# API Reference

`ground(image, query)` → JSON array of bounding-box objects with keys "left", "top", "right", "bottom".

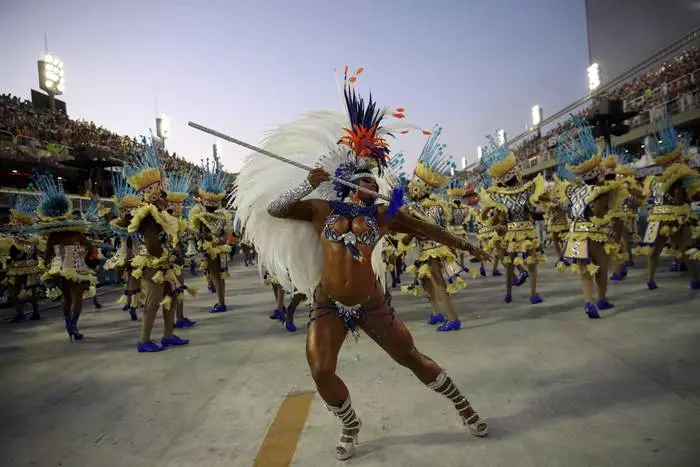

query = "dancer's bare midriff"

[{"left": 319, "top": 237, "right": 383, "bottom": 308}]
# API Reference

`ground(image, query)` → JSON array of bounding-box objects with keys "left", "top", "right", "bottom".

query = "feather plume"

[{"left": 231, "top": 111, "right": 389, "bottom": 296}]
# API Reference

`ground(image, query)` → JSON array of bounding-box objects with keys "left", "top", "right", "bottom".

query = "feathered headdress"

[
  {"left": 410, "top": 125, "right": 455, "bottom": 197},
  {"left": 480, "top": 133, "right": 518, "bottom": 185},
  {"left": 648, "top": 113, "right": 687, "bottom": 166},
  {"left": 9, "top": 195, "right": 38, "bottom": 226},
  {"left": 555, "top": 118, "right": 603, "bottom": 181},
  {"left": 446, "top": 178, "right": 466, "bottom": 199},
  {"left": 198, "top": 153, "right": 229, "bottom": 207},
  {"left": 82, "top": 198, "right": 104, "bottom": 225},
  {"left": 124, "top": 136, "right": 164, "bottom": 203},
  {"left": 29, "top": 171, "right": 90, "bottom": 233},
  {"left": 111, "top": 172, "right": 141, "bottom": 211},
  {"left": 32, "top": 172, "right": 72, "bottom": 221},
  {"left": 337, "top": 66, "right": 393, "bottom": 175},
  {"left": 165, "top": 170, "right": 194, "bottom": 204}
]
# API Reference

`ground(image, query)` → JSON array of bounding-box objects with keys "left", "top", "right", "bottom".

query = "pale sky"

[{"left": 0, "top": 0, "right": 589, "bottom": 172}]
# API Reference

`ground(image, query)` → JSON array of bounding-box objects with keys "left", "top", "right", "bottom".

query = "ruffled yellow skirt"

[
  {"left": 564, "top": 222, "right": 623, "bottom": 276},
  {"left": 500, "top": 222, "right": 546, "bottom": 266},
  {"left": 402, "top": 244, "right": 467, "bottom": 296}
]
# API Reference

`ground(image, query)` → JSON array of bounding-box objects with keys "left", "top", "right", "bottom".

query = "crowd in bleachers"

[
  {"left": 0, "top": 94, "right": 206, "bottom": 178},
  {"left": 511, "top": 48, "right": 700, "bottom": 163}
]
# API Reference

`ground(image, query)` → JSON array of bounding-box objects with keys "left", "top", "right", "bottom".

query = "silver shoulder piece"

[{"left": 267, "top": 179, "right": 314, "bottom": 217}]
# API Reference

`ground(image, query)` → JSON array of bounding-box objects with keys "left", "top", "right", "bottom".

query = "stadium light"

[
  {"left": 531, "top": 105, "right": 542, "bottom": 127},
  {"left": 587, "top": 63, "right": 601, "bottom": 91},
  {"left": 497, "top": 129, "right": 506, "bottom": 146},
  {"left": 38, "top": 55, "right": 65, "bottom": 96},
  {"left": 156, "top": 115, "right": 171, "bottom": 140}
]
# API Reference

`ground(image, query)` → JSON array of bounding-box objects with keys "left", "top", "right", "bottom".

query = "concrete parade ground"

[{"left": 1, "top": 252, "right": 699, "bottom": 467}]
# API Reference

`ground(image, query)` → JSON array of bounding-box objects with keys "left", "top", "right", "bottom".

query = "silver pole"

[{"left": 187, "top": 121, "right": 391, "bottom": 202}]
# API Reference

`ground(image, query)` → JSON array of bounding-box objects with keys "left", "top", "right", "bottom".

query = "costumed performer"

[
  {"left": 32, "top": 173, "right": 98, "bottom": 340},
  {"left": 1, "top": 195, "right": 43, "bottom": 322},
  {"left": 189, "top": 154, "right": 232, "bottom": 312},
  {"left": 232, "top": 67, "right": 490, "bottom": 461},
  {"left": 633, "top": 116, "right": 700, "bottom": 290},
  {"left": 164, "top": 170, "right": 199, "bottom": 329},
  {"left": 402, "top": 126, "right": 468, "bottom": 332},
  {"left": 555, "top": 120, "right": 628, "bottom": 318},
  {"left": 105, "top": 172, "right": 143, "bottom": 321},
  {"left": 478, "top": 134, "right": 547, "bottom": 304},
  {"left": 125, "top": 138, "right": 190, "bottom": 352}
]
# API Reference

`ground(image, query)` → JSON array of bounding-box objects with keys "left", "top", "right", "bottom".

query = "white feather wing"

[{"left": 232, "top": 110, "right": 391, "bottom": 296}]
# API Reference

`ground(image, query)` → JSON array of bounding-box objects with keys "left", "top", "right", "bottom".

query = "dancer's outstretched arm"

[
  {"left": 267, "top": 168, "right": 330, "bottom": 222},
  {"left": 388, "top": 209, "right": 491, "bottom": 261}
]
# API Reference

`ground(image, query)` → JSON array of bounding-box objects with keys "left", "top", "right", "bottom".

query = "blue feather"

[
  {"left": 200, "top": 152, "right": 230, "bottom": 195},
  {"left": 12, "top": 195, "right": 38, "bottom": 216},
  {"left": 383, "top": 185, "right": 405, "bottom": 222},
  {"left": 124, "top": 136, "right": 162, "bottom": 179},
  {"left": 417, "top": 125, "right": 455, "bottom": 180},
  {"left": 166, "top": 169, "right": 194, "bottom": 195},
  {"left": 31, "top": 171, "right": 71, "bottom": 218},
  {"left": 111, "top": 172, "right": 137, "bottom": 202}
]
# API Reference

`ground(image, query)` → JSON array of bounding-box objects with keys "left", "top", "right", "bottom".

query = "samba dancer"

[
  {"left": 555, "top": 120, "right": 628, "bottom": 318},
  {"left": 33, "top": 173, "right": 98, "bottom": 340},
  {"left": 125, "top": 139, "right": 191, "bottom": 352},
  {"left": 164, "top": 170, "right": 199, "bottom": 329},
  {"left": 1, "top": 196, "right": 43, "bottom": 322},
  {"left": 402, "top": 127, "right": 468, "bottom": 331},
  {"left": 189, "top": 154, "right": 232, "bottom": 312},
  {"left": 633, "top": 116, "right": 700, "bottom": 289},
  {"left": 479, "top": 134, "right": 546, "bottom": 304},
  {"left": 232, "top": 68, "right": 490, "bottom": 461},
  {"left": 105, "top": 172, "right": 142, "bottom": 321}
]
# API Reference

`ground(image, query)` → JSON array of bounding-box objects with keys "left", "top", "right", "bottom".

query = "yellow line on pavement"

[{"left": 253, "top": 391, "right": 315, "bottom": 467}]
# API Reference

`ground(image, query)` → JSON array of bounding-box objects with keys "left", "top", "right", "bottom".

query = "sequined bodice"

[
  {"left": 649, "top": 178, "right": 674, "bottom": 207},
  {"left": 487, "top": 187, "right": 535, "bottom": 222},
  {"left": 321, "top": 201, "right": 380, "bottom": 246},
  {"left": 565, "top": 183, "right": 594, "bottom": 222},
  {"left": 412, "top": 201, "right": 447, "bottom": 228},
  {"left": 450, "top": 205, "right": 467, "bottom": 226}
]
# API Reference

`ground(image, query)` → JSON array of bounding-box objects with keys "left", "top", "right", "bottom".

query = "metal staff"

[{"left": 188, "top": 121, "right": 392, "bottom": 202}]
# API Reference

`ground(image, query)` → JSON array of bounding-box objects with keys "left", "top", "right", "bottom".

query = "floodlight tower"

[
  {"left": 587, "top": 63, "right": 601, "bottom": 93},
  {"left": 38, "top": 54, "right": 65, "bottom": 110},
  {"left": 156, "top": 114, "right": 171, "bottom": 150},
  {"left": 531, "top": 105, "right": 543, "bottom": 138}
]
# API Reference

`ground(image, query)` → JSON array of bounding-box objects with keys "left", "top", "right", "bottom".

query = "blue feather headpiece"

[
  {"left": 199, "top": 153, "right": 230, "bottom": 207},
  {"left": 648, "top": 113, "right": 688, "bottom": 166},
  {"left": 123, "top": 136, "right": 164, "bottom": 203},
  {"left": 83, "top": 198, "right": 101, "bottom": 224},
  {"left": 30, "top": 171, "right": 72, "bottom": 220},
  {"left": 123, "top": 137, "right": 162, "bottom": 178},
  {"left": 9, "top": 195, "right": 38, "bottom": 226},
  {"left": 166, "top": 170, "right": 194, "bottom": 198},
  {"left": 555, "top": 117, "right": 603, "bottom": 181},
  {"left": 412, "top": 125, "right": 454, "bottom": 190}
]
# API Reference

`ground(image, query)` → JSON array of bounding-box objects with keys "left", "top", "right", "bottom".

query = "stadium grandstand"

[
  {"left": 0, "top": 93, "right": 235, "bottom": 221},
  {"left": 456, "top": 23, "right": 700, "bottom": 188}
]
